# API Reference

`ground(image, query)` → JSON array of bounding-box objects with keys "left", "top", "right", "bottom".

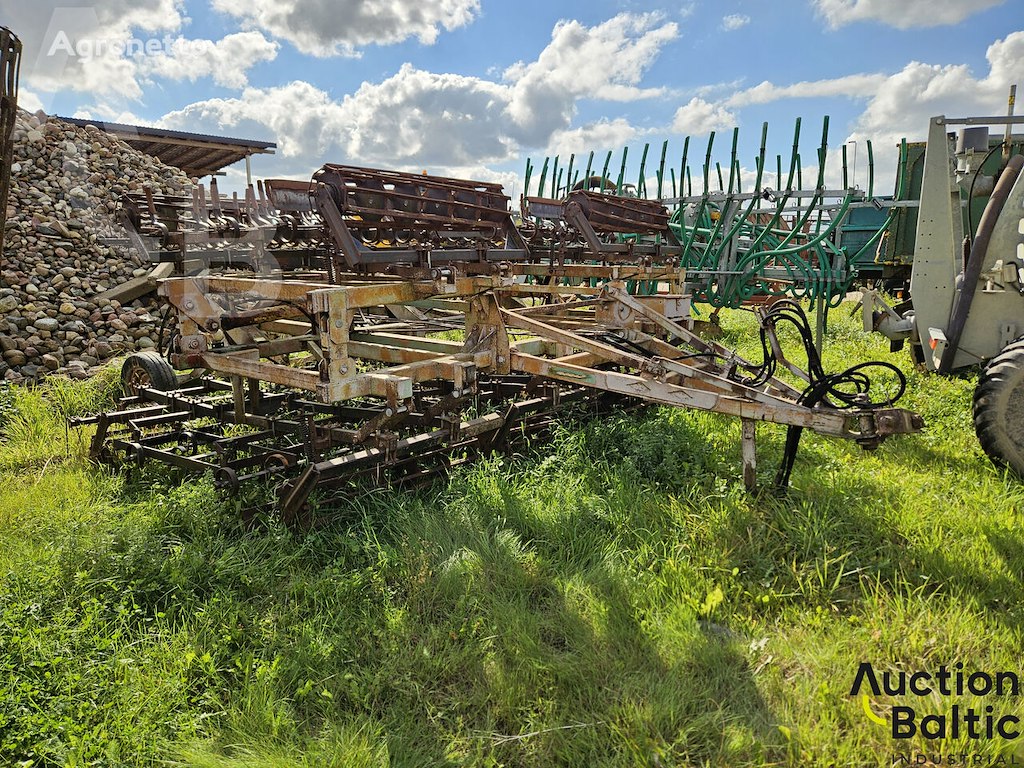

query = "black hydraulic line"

[
  {"left": 966, "top": 143, "right": 1006, "bottom": 241},
  {"left": 725, "top": 300, "right": 907, "bottom": 488},
  {"left": 939, "top": 154, "right": 1024, "bottom": 374},
  {"left": 774, "top": 359, "right": 906, "bottom": 488}
]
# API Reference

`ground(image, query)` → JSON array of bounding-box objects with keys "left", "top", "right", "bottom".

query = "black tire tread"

[
  {"left": 120, "top": 352, "right": 178, "bottom": 395},
  {"left": 974, "top": 342, "right": 1024, "bottom": 476}
]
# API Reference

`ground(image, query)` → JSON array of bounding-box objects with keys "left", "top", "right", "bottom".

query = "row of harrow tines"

[
  {"left": 117, "top": 176, "right": 326, "bottom": 275},
  {"left": 74, "top": 163, "right": 923, "bottom": 519},
  {"left": 523, "top": 116, "right": 910, "bottom": 309}
]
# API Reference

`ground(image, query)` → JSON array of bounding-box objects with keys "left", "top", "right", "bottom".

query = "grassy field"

[{"left": 2, "top": 302, "right": 1024, "bottom": 767}]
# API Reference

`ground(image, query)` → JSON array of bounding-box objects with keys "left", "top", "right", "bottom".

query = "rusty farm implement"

[{"left": 72, "top": 162, "right": 923, "bottom": 518}]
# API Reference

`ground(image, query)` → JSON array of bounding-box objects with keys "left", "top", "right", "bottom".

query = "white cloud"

[
  {"left": 671, "top": 97, "right": 737, "bottom": 136},
  {"left": 10, "top": 1, "right": 184, "bottom": 100},
  {"left": 851, "top": 31, "right": 1023, "bottom": 141},
  {"left": 15, "top": 88, "right": 45, "bottom": 114},
  {"left": 138, "top": 32, "right": 279, "bottom": 89},
  {"left": 844, "top": 30, "right": 1024, "bottom": 192},
  {"left": 159, "top": 80, "right": 346, "bottom": 169},
  {"left": 160, "top": 67, "right": 515, "bottom": 174},
  {"left": 340, "top": 65, "right": 516, "bottom": 167},
  {"left": 6, "top": 1, "right": 279, "bottom": 106},
  {"left": 503, "top": 13, "right": 678, "bottom": 144},
  {"left": 725, "top": 73, "right": 888, "bottom": 107},
  {"left": 545, "top": 118, "right": 640, "bottom": 157},
  {"left": 685, "top": 31, "right": 1023, "bottom": 193},
  {"left": 157, "top": 14, "right": 679, "bottom": 179},
  {"left": 813, "top": 0, "right": 1007, "bottom": 29},
  {"left": 722, "top": 14, "right": 750, "bottom": 31},
  {"left": 210, "top": 0, "right": 480, "bottom": 57}
]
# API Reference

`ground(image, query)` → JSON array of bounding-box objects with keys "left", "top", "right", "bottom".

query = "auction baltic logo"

[{"left": 851, "top": 662, "right": 1022, "bottom": 765}]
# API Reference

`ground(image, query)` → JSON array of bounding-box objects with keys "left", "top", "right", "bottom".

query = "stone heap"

[{"left": 0, "top": 111, "right": 193, "bottom": 382}]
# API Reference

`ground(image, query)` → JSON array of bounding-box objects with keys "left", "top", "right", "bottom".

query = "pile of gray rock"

[{"left": 0, "top": 111, "right": 193, "bottom": 382}]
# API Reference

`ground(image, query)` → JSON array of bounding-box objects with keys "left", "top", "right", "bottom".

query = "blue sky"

[{"left": 3, "top": 0, "right": 1021, "bottom": 196}]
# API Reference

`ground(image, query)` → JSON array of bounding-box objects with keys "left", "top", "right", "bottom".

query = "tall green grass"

[{"left": 2, "top": 306, "right": 1024, "bottom": 767}]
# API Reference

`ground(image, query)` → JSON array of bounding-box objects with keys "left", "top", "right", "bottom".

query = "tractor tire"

[
  {"left": 120, "top": 352, "right": 178, "bottom": 396},
  {"left": 973, "top": 343, "right": 1024, "bottom": 477}
]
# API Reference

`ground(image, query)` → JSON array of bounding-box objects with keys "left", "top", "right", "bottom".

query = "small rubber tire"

[
  {"left": 974, "top": 342, "right": 1024, "bottom": 477},
  {"left": 121, "top": 352, "right": 178, "bottom": 396}
]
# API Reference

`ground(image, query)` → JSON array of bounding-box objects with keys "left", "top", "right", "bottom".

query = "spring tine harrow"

[{"left": 76, "top": 159, "right": 923, "bottom": 520}]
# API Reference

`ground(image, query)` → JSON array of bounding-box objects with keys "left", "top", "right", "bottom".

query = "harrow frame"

[{"left": 76, "top": 163, "right": 923, "bottom": 517}]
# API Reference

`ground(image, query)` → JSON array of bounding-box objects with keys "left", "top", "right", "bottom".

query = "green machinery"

[
  {"left": 524, "top": 88, "right": 1024, "bottom": 478},
  {"left": 523, "top": 117, "right": 908, "bottom": 313},
  {"left": 864, "top": 92, "right": 1024, "bottom": 475}
]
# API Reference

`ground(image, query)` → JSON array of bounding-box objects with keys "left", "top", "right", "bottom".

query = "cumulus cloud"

[
  {"left": 15, "top": 88, "right": 46, "bottom": 114},
  {"left": 210, "top": 0, "right": 480, "bottom": 57},
  {"left": 137, "top": 32, "right": 279, "bottom": 89},
  {"left": 722, "top": 14, "right": 750, "bottom": 31},
  {"left": 503, "top": 13, "right": 678, "bottom": 144},
  {"left": 685, "top": 30, "right": 1022, "bottom": 192},
  {"left": 544, "top": 118, "right": 640, "bottom": 158},
  {"left": 813, "top": 0, "right": 1007, "bottom": 29},
  {"left": 849, "top": 31, "right": 1023, "bottom": 142},
  {"left": 842, "top": 30, "right": 1023, "bottom": 192},
  {"left": 725, "top": 73, "right": 889, "bottom": 107},
  {"left": 9, "top": 0, "right": 184, "bottom": 99},
  {"left": 157, "top": 13, "right": 678, "bottom": 178},
  {"left": 671, "top": 97, "right": 737, "bottom": 136},
  {"left": 6, "top": 1, "right": 280, "bottom": 103}
]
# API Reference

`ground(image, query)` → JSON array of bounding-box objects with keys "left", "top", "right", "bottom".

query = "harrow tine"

[
  {"left": 679, "top": 135, "right": 690, "bottom": 200},
  {"left": 702, "top": 131, "right": 715, "bottom": 195},
  {"left": 866, "top": 139, "right": 875, "bottom": 200},
  {"left": 727, "top": 127, "right": 738, "bottom": 194},
  {"left": 637, "top": 142, "right": 650, "bottom": 198},
  {"left": 537, "top": 157, "right": 549, "bottom": 200},
  {"left": 656, "top": 140, "right": 668, "bottom": 200},
  {"left": 616, "top": 146, "right": 628, "bottom": 194}
]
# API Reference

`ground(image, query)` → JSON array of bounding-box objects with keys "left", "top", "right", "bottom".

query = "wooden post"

[{"left": 741, "top": 418, "right": 756, "bottom": 491}]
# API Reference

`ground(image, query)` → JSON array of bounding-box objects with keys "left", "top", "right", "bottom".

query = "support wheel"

[
  {"left": 974, "top": 343, "right": 1024, "bottom": 476},
  {"left": 121, "top": 352, "right": 178, "bottom": 396}
]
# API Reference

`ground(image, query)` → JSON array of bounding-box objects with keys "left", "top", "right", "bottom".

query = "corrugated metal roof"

[{"left": 56, "top": 117, "right": 276, "bottom": 178}]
